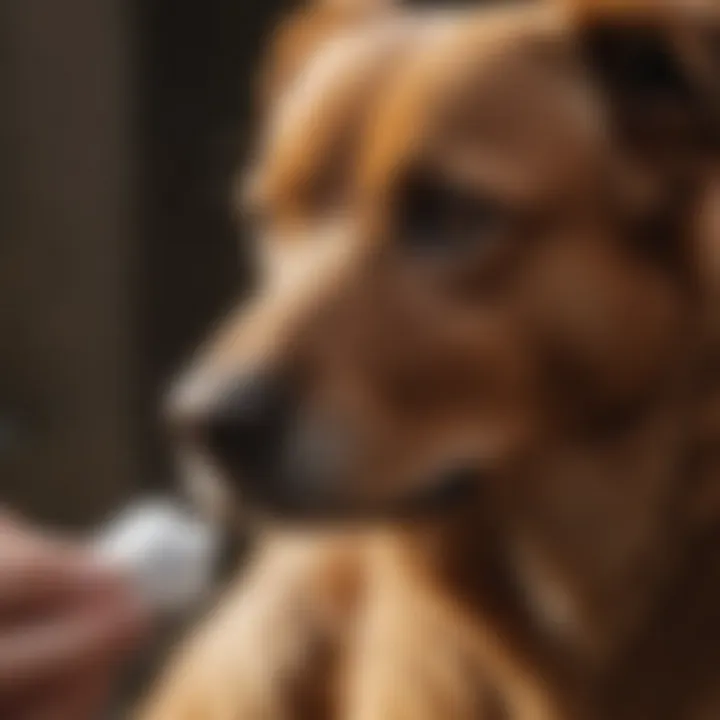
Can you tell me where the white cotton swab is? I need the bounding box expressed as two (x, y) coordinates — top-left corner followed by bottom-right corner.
(93, 498), (221, 615)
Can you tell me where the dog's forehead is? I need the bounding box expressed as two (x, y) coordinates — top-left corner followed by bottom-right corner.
(246, 4), (584, 226)
(359, 4), (608, 204)
(245, 0), (613, 250)
(430, 43), (606, 204)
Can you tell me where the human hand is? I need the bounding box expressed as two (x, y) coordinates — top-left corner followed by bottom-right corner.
(0, 510), (149, 720)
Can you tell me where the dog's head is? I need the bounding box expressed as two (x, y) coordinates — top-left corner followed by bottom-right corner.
(169, 0), (720, 653)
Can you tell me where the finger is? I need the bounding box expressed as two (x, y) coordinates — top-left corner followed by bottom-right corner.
(0, 593), (148, 693)
(0, 516), (84, 608)
(0, 511), (78, 555)
(0, 536), (129, 618)
(9, 661), (116, 720)
(0, 559), (121, 620)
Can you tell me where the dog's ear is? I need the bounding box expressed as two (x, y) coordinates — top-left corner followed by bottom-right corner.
(259, 0), (397, 113)
(243, 0), (409, 223)
(565, 0), (720, 154)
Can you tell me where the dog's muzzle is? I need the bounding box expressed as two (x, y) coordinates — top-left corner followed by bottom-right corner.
(169, 369), (479, 522)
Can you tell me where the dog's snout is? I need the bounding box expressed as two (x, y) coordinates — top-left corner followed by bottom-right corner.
(170, 370), (293, 482)
(203, 373), (292, 478)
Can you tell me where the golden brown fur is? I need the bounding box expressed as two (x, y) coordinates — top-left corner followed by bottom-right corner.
(139, 1), (720, 718)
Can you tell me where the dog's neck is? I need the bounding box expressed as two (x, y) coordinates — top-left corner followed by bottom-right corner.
(381, 373), (720, 718)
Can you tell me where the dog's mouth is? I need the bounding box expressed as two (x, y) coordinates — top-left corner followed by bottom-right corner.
(389, 465), (480, 519)
(211, 458), (482, 526)
(170, 375), (482, 526)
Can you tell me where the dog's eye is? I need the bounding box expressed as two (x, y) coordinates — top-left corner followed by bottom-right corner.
(398, 172), (509, 255)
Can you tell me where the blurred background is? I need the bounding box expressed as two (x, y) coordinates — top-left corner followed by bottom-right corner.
(1, 0), (298, 528)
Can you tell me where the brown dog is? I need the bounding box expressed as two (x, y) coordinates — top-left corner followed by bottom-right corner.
(138, 0), (720, 718)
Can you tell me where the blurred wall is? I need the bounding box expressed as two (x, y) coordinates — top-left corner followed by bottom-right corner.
(1, 0), (289, 527)
(1, 0), (136, 526)
(137, 0), (292, 483)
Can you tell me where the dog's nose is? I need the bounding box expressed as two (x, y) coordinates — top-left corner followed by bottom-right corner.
(204, 373), (292, 478)
(170, 371), (292, 481)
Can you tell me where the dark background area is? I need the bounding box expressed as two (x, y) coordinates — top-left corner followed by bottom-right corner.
(1, 0), (292, 527)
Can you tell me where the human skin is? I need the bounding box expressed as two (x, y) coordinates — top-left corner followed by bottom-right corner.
(0, 510), (149, 720)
